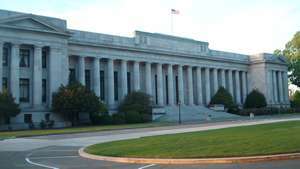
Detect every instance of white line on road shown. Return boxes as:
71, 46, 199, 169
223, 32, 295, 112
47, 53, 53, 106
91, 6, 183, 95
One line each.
29, 155, 79, 159
25, 157, 59, 169
138, 164, 156, 169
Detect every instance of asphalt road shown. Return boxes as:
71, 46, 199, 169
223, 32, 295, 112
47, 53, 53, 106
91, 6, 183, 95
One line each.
1, 116, 300, 169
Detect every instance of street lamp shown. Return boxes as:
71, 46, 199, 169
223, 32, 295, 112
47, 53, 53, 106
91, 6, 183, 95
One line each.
178, 101, 181, 124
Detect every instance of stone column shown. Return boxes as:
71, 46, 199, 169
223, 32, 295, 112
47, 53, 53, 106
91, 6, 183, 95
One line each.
283, 71, 289, 103
0, 41, 3, 92
187, 66, 194, 105
272, 70, 278, 103
167, 64, 174, 105
178, 65, 184, 104
10, 43, 20, 103
228, 69, 234, 97
78, 56, 85, 85
241, 71, 247, 103
145, 62, 152, 95
221, 69, 226, 88
213, 68, 218, 95
133, 61, 140, 91
205, 67, 211, 104
156, 63, 163, 106
120, 60, 128, 100
278, 71, 284, 103
235, 70, 241, 104
93, 57, 100, 97
107, 59, 114, 108
33, 44, 43, 107
196, 67, 203, 105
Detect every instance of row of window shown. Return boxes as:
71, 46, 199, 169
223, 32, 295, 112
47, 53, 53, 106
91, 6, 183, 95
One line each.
2, 47, 47, 68
2, 78, 47, 103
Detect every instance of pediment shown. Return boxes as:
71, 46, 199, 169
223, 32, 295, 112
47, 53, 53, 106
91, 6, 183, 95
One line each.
0, 14, 70, 36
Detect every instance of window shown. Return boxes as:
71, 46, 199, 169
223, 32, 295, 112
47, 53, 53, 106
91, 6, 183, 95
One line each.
24, 114, 32, 123
20, 79, 30, 102
100, 70, 105, 101
155, 75, 158, 104
85, 69, 91, 90
127, 72, 131, 93
114, 71, 118, 101
165, 75, 169, 105
19, 49, 30, 67
3, 47, 8, 66
175, 76, 179, 104
2, 77, 7, 91
69, 68, 76, 84
42, 49, 47, 68
42, 79, 46, 103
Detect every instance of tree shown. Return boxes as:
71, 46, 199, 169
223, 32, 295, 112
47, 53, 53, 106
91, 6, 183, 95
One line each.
244, 89, 267, 108
118, 91, 152, 123
210, 87, 234, 109
291, 90, 300, 108
0, 90, 20, 124
52, 82, 105, 126
275, 31, 300, 87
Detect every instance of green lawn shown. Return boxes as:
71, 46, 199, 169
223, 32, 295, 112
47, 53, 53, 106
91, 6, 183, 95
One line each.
86, 120, 300, 158
0, 122, 171, 139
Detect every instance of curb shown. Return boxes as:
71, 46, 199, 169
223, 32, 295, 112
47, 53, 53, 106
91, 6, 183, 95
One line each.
79, 148, 300, 164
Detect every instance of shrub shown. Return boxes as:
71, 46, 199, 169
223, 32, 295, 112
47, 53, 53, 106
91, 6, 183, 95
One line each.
0, 90, 20, 124
112, 113, 126, 124
118, 91, 152, 123
244, 89, 267, 108
210, 87, 238, 113
238, 107, 300, 116
291, 91, 300, 108
52, 82, 106, 126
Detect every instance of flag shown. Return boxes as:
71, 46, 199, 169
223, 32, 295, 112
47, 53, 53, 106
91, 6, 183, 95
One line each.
171, 9, 180, 14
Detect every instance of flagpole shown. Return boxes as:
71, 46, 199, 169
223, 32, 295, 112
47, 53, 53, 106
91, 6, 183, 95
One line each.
171, 12, 174, 35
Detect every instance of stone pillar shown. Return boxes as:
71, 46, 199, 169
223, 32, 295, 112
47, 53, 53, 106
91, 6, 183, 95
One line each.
196, 67, 203, 105
0, 41, 3, 92
33, 45, 43, 107
93, 57, 100, 97
278, 71, 284, 103
205, 67, 211, 104
273, 70, 278, 103
235, 70, 241, 104
78, 56, 85, 85
221, 69, 226, 88
187, 66, 194, 105
213, 68, 218, 95
156, 63, 163, 106
177, 65, 184, 104
228, 69, 234, 97
241, 71, 247, 103
120, 60, 128, 100
10, 43, 20, 103
145, 62, 152, 95
167, 64, 174, 105
133, 61, 140, 91
107, 59, 114, 108
283, 71, 289, 104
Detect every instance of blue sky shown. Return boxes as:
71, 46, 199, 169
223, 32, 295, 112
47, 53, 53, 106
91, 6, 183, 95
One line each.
1, 0, 299, 54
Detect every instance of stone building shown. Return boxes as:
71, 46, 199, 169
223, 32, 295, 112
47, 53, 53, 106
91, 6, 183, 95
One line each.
0, 10, 289, 129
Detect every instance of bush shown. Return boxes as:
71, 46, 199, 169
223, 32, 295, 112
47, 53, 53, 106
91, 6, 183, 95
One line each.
118, 91, 152, 123
244, 89, 267, 108
112, 113, 126, 124
291, 91, 300, 108
238, 107, 300, 116
52, 82, 106, 126
210, 87, 238, 113
0, 90, 20, 124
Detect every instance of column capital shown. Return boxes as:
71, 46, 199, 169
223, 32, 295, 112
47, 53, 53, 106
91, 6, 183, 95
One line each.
34, 43, 44, 48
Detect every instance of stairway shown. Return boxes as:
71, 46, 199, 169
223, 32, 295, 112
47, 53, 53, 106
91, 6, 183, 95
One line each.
154, 105, 239, 122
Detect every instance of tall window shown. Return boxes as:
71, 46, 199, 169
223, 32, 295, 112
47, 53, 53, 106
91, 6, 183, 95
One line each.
165, 75, 169, 105
20, 78, 30, 102
114, 71, 118, 101
69, 68, 76, 84
2, 77, 7, 91
175, 76, 179, 104
85, 69, 91, 90
155, 75, 158, 104
100, 70, 105, 101
19, 49, 30, 67
3, 47, 8, 66
127, 72, 131, 93
42, 79, 46, 103
42, 49, 47, 68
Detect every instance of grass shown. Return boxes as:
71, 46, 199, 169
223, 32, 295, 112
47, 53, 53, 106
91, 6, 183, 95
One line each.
85, 120, 300, 158
0, 122, 171, 139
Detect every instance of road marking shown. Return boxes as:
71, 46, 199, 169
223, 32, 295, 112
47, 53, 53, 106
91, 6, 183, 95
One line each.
29, 155, 79, 159
138, 164, 156, 169
25, 157, 59, 169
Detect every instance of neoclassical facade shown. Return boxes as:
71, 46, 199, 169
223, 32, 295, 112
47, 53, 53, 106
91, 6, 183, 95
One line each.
0, 10, 289, 128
